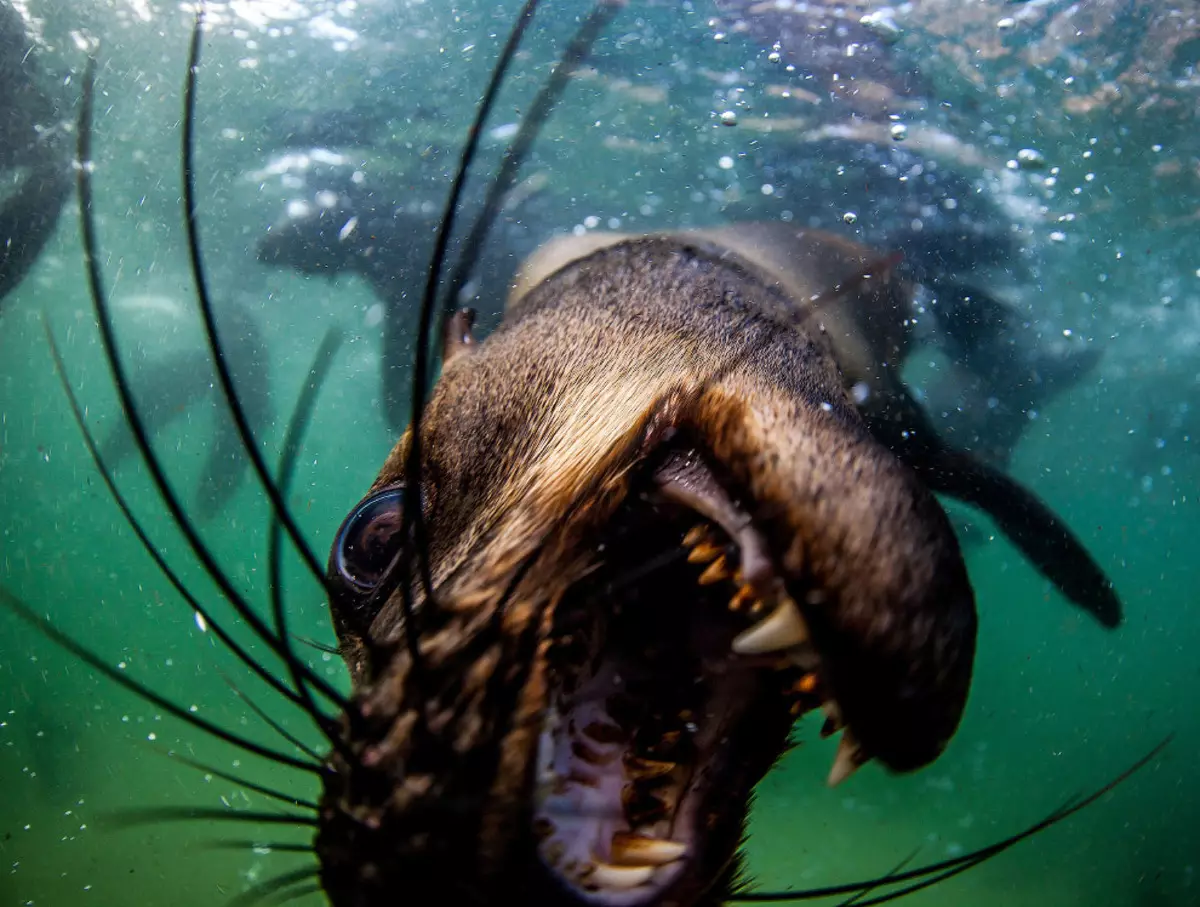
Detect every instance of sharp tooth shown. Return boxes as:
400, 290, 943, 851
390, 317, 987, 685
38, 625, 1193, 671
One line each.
590, 863, 656, 889
611, 832, 687, 865
827, 731, 865, 787
729, 584, 757, 612
698, 555, 730, 585
790, 672, 819, 695
682, 524, 709, 547
624, 756, 677, 781
731, 600, 809, 654
687, 541, 724, 564
820, 701, 843, 738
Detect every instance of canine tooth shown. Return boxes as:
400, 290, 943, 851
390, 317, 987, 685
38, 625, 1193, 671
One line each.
827, 731, 865, 787
729, 584, 757, 612
624, 757, 676, 780
682, 524, 709, 548
698, 555, 730, 585
611, 832, 687, 865
791, 672, 819, 695
731, 601, 809, 654
590, 863, 656, 889
820, 701, 843, 738
688, 541, 724, 564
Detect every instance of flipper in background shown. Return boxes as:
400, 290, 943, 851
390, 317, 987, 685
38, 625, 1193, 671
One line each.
920, 279, 1104, 471
0, 3, 73, 311
865, 385, 1121, 628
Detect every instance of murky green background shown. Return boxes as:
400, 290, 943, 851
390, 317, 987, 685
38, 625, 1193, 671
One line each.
1, 1, 1196, 905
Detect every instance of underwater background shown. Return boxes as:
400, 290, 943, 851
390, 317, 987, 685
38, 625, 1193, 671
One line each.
1, 0, 1197, 904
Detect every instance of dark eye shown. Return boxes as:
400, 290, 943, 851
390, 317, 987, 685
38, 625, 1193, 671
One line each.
331, 488, 404, 592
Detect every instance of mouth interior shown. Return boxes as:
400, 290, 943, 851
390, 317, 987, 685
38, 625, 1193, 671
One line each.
532, 447, 832, 905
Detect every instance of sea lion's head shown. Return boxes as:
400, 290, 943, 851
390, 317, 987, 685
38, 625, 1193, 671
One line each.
315, 236, 977, 906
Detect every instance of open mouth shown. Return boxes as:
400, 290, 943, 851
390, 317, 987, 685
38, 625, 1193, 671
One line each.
531, 445, 854, 905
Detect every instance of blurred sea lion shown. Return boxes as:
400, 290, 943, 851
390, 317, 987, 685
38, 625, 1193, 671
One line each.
0, 3, 73, 310
96, 292, 273, 519
254, 148, 549, 431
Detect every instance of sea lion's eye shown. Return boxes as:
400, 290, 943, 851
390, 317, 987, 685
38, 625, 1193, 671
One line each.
332, 487, 404, 592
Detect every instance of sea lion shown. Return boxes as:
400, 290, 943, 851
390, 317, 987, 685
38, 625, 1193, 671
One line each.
95, 292, 274, 520
316, 222, 1119, 905
254, 148, 552, 431
0, 2, 72, 310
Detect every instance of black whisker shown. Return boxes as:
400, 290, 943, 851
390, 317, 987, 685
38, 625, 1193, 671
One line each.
225, 866, 321, 907
292, 635, 339, 656
729, 735, 1171, 902
586, 544, 689, 604
220, 673, 326, 764
74, 52, 349, 713
40, 317, 326, 725
163, 751, 319, 811
0, 585, 320, 776
266, 328, 347, 741
205, 840, 316, 854
108, 808, 318, 829
396, 0, 543, 677
181, 5, 333, 603
832, 850, 919, 907
257, 880, 324, 907
442, 0, 622, 308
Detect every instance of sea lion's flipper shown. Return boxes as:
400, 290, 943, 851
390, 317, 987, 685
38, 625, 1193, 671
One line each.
866, 387, 1121, 628
0, 159, 71, 308
922, 281, 1106, 471
925, 280, 1015, 360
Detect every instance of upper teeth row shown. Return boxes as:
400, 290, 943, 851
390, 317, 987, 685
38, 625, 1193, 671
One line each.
684, 523, 867, 787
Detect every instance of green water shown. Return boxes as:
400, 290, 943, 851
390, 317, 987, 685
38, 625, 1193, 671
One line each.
2, 1, 1197, 905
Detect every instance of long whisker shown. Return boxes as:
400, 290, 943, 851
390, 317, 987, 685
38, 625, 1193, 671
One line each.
292, 635, 339, 656
258, 881, 323, 907
729, 735, 1171, 902
220, 674, 326, 763
0, 585, 320, 776
74, 52, 349, 713
237, 877, 323, 907
227, 866, 321, 907
181, 4, 333, 599
832, 851, 919, 907
108, 808, 318, 829
41, 317, 324, 723
266, 329, 347, 738
164, 751, 319, 811
396, 0, 543, 675
442, 0, 622, 308
204, 841, 316, 854
226, 866, 321, 907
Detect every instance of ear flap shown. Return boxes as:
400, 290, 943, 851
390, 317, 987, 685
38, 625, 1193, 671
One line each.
443, 307, 479, 364
864, 388, 1122, 629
